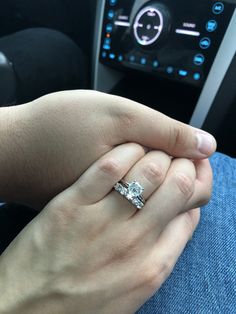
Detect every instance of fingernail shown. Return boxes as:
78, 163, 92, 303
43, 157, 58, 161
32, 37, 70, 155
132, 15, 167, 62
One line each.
196, 132, 216, 156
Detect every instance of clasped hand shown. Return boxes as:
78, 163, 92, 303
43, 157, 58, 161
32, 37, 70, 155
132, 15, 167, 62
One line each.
0, 142, 212, 314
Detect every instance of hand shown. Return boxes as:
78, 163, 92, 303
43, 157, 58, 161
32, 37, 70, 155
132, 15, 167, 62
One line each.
0, 143, 212, 314
1, 90, 216, 209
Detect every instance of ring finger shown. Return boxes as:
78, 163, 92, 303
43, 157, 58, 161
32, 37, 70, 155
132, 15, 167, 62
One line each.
105, 150, 171, 219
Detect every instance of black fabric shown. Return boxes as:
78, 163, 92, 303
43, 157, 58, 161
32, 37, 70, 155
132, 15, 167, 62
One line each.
0, 0, 95, 57
0, 28, 88, 104
0, 204, 37, 254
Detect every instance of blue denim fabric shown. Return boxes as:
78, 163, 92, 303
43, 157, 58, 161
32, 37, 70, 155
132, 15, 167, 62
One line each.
137, 152, 236, 314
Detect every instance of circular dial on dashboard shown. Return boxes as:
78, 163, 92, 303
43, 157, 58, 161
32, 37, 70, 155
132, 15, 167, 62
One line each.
133, 6, 164, 46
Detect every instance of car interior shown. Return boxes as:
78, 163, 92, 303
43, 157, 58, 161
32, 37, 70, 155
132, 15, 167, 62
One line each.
0, 0, 235, 251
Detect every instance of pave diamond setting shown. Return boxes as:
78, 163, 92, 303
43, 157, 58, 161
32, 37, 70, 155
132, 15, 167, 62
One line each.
114, 183, 127, 196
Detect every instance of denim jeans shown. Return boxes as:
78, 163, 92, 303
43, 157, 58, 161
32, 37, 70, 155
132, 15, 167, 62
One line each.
137, 153, 236, 314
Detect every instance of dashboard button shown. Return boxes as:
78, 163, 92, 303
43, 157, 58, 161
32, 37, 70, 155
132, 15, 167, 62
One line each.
140, 57, 147, 65
133, 7, 164, 46
106, 24, 113, 33
166, 66, 174, 74
212, 2, 224, 14
153, 60, 159, 68
104, 38, 111, 45
193, 72, 201, 81
109, 0, 117, 6
108, 10, 115, 20
109, 53, 116, 60
129, 55, 136, 62
118, 55, 123, 62
206, 20, 218, 32
194, 54, 205, 66
103, 44, 111, 50
199, 37, 211, 49
102, 51, 107, 58
178, 70, 188, 77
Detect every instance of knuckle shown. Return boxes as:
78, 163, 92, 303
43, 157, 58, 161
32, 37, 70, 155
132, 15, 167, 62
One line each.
141, 268, 160, 292
98, 157, 121, 177
174, 172, 194, 200
143, 162, 165, 184
143, 259, 173, 292
168, 123, 186, 151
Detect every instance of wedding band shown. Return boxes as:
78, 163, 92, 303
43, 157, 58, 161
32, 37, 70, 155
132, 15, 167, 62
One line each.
114, 180, 146, 210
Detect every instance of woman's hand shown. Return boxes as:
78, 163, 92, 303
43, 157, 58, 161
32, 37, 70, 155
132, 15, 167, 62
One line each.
0, 143, 212, 314
0, 90, 216, 208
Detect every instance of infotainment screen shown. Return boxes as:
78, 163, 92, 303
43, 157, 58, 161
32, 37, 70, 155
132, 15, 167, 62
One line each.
100, 0, 235, 86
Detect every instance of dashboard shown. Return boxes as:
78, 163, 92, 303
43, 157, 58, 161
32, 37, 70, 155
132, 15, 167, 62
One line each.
92, 0, 236, 149
99, 0, 234, 87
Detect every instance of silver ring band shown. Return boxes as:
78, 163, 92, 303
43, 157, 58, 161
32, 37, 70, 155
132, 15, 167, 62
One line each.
114, 181, 146, 210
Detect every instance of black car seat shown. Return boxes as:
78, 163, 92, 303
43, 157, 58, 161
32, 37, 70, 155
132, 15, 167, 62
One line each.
0, 27, 88, 106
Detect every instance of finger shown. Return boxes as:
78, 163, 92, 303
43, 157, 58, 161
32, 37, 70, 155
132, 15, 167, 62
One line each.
186, 159, 213, 209
112, 95, 216, 158
134, 158, 197, 233
63, 143, 146, 204
104, 151, 171, 220
124, 150, 171, 200
149, 208, 200, 288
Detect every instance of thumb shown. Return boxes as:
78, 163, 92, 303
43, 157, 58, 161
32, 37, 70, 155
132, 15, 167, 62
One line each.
113, 96, 217, 159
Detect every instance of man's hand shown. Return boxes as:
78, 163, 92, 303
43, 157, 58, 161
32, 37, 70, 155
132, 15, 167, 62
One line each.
0, 90, 216, 208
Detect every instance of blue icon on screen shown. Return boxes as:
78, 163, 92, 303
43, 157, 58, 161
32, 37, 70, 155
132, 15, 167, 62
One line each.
206, 20, 218, 32
109, 53, 116, 60
102, 51, 107, 58
129, 55, 135, 62
140, 57, 147, 65
109, 0, 117, 6
166, 66, 174, 74
194, 54, 205, 66
200, 37, 211, 49
213, 2, 224, 14
106, 24, 113, 33
104, 38, 111, 45
193, 73, 201, 81
178, 70, 188, 77
118, 55, 123, 62
103, 44, 110, 50
153, 60, 159, 68
108, 10, 115, 20
103, 38, 111, 50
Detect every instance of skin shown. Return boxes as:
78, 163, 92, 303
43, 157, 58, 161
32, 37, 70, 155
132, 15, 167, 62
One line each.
0, 143, 212, 314
0, 90, 216, 209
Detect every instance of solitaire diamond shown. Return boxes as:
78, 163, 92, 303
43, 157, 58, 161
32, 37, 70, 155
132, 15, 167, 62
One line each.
127, 181, 144, 198
114, 180, 145, 210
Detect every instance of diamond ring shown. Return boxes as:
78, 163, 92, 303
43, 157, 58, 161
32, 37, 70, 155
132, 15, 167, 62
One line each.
114, 181, 146, 210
